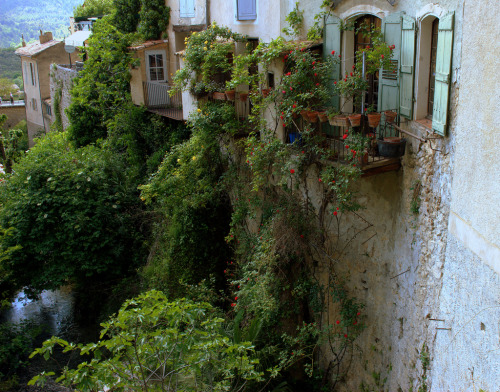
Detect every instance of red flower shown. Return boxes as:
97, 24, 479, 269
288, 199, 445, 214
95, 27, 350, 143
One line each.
235, 296, 238, 300
316, 83, 320, 86
334, 81, 337, 85
331, 50, 335, 55
289, 87, 293, 91
318, 178, 322, 182
354, 321, 357, 325
336, 207, 340, 210
366, 45, 370, 49
332, 180, 335, 184
312, 61, 316, 65
290, 169, 295, 174
345, 145, 349, 149
224, 270, 227, 273
350, 72, 353, 76
292, 104, 296, 108
300, 234, 304, 238
282, 90, 286, 94
336, 320, 340, 324
344, 334, 348, 338
280, 116, 284, 120
231, 303, 236, 307
301, 150, 305, 154
339, 54, 341, 58
381, 54, 384, 59
357, 312, 361, 316
333, 211, 338, 216
342, 134, 348, 140
284, 54, 288, 60
314, 73, 317, 76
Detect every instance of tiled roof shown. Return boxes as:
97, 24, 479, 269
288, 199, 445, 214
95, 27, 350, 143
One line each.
128, 40, 168, 51
15, 40, 62, 57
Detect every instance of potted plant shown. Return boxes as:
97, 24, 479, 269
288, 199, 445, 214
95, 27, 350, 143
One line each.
384, 110, 397, 123
365, 105, 381, 128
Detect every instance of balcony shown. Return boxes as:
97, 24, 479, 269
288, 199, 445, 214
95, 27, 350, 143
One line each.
143, 82, 183, 121
285, 116, 413, 177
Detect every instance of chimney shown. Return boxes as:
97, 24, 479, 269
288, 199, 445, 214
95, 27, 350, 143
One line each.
39, 31, 53, 44
22, 34, 26, 47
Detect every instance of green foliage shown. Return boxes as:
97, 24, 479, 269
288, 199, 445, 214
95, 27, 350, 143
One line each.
0, 78, 16, 98
0, 48, 21, 82
113, 0, 141, 33
0, 320, 44, 384
0, 0, 82, 48
172, 23, 246, 93
67, 16, 135, 147
73, 0, 114, 18
138, 0, 170, 40
30, 290, 263, 391
0, 132, 145, 297
282, 2, 304, 39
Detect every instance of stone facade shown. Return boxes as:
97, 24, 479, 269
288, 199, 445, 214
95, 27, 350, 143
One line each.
49, 65, 78, 131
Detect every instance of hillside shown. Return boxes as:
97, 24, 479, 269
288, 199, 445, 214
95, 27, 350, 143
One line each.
0, 0, 83, 48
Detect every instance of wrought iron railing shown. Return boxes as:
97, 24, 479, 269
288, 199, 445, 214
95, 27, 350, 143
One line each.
285, 112, 405, 168
143, 82, 183, 120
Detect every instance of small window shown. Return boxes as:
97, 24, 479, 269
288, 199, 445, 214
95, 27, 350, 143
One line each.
180, 0, 195, 18
46, 104, 52, 116
237, 0, 256, 21
146, 51, 167, 82
32, 98, 37, 111
427, 19, 439, 119
267, 72, 274, 89
30, 63, 36, 86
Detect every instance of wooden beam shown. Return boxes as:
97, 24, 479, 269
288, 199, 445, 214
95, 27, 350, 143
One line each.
173, 24, 205, 33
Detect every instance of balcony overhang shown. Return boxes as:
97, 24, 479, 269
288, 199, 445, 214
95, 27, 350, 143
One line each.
173, 24, 206, 33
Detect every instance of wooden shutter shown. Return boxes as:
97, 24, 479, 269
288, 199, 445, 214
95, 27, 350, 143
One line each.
378, 12, 403, 113
180, 0, 195, 18
432, 12, 454, 136
237, 0, 257, 21
323, 14, 342, 110
399, 14, 415, 119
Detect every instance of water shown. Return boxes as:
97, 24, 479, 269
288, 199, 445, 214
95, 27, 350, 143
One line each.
1, 287, 75, 338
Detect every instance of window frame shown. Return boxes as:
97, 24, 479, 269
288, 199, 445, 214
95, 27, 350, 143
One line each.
236, 0, 257, 21
145, 50, 167, 83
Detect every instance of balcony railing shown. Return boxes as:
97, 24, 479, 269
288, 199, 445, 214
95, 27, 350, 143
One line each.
143, 82, 183, 121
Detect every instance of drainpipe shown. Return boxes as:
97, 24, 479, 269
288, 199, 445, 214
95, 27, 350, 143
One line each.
206, 0, 210, 28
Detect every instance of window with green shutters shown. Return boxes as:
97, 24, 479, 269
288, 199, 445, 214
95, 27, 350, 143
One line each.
323, 11, 454, 135
180, 0, 195, 18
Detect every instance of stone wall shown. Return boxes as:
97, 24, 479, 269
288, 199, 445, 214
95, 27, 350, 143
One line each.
0, 104, 26, 129
50, 65, 78, 131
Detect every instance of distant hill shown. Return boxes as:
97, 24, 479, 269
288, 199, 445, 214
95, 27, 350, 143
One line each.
0, 47, 21, 83
0, 0, 84, 48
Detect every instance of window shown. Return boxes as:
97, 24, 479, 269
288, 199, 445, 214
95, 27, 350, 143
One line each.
324, 11, 454, 135
46, 103, 52, 116
354, 15, 382, 112
31, 98, 37, 111
180, 0, 195, 18
146, 51, 167, 82
427, 19, 439, 119
30, 63, 36, 86
237, 0, 256, 21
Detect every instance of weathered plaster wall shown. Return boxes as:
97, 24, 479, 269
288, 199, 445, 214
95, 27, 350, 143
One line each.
50, 65, 78, 131
430, 0, 500, 390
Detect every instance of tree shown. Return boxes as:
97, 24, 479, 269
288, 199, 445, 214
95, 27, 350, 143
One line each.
73, 0, 114, 18
0, 78, 16, 98
0, 132, 145, 297
138, 0, 170, 40
66, 16, 135, 147
113, 0, 141, 34
30, 291, 263, 392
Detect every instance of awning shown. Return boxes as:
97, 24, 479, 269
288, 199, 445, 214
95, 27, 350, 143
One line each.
64, 31, 92, 47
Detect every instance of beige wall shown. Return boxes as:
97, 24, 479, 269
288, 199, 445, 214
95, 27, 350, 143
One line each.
0, 105, 26, 129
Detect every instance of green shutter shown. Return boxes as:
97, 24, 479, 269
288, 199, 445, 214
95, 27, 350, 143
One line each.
399, 15, 415, 119
324, 14, 341, 110
378, 12, 403, 113
432, 12, 454, 136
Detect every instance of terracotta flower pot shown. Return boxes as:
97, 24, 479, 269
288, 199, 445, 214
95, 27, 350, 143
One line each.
384, 110, 397, 123
348, 114, 362, 127
300, 110, 309, 121
306, 111, 318, 123
317, 111, 328, 123
329, 115, 350, 127
225, 90, 236, 100
239, 92, 248, 102
367, 112, 381, 128
213, 92, 226, 100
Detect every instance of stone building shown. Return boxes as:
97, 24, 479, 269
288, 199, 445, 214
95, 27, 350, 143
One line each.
15, 31, 79, 146
156, 0, 499, 390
